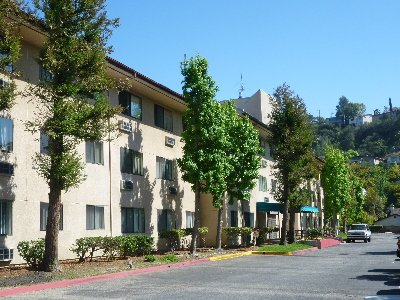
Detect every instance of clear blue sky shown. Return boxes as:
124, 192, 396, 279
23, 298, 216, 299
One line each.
106, 0, 400, 118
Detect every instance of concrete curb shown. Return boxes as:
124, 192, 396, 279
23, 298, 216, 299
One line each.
209, 251, 253, 261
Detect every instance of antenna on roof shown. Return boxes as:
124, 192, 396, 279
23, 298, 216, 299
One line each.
238, 73, 245, 98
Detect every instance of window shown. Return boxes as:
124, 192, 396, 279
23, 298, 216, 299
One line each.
0, 200, 12, 235
244, 212, 254, 228
230, 211, 238, 227
157, 209, 175, 233
86, 141, 104, 165
0, 162, 13, 176
40, 202, 63, 231
0, 248, 13, 260
121, 207, 145, 233
271, 179, 277, 192
120, 148, 143, 175
39, 65, 53, 81
186, 211, 195, 229
259, 138, 268, 157
259, 176, 267, 192
119, 91, 142, 120
0, 118, 13, 152
0, 51, 13, 73
156, 156, 173, 180
40, 132, 49, 154
154, 104, 173, 132
86, 205, 104, 230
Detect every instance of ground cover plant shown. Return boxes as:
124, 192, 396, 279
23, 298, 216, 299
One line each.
257, 244, 312, 252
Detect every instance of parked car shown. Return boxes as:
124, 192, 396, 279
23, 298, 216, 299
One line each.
346, 224, 371, 243
397, 237, 400, 258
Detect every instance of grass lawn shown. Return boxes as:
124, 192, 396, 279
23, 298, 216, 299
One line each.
257, 243, 313, 252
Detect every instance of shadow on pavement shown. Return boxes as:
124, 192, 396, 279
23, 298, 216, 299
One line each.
356, 268, 400, 296
361, 251, 396, 256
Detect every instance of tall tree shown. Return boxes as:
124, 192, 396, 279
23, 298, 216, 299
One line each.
179, 55, 229, 255
214, 102, 261, 250
322, 147, 354, 231
0, 0, 22, 111
27, 0, 120, 271
268, 83, 316, 245
335, 96, 366, 125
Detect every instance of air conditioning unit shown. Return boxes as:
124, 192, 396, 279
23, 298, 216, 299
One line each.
165, 136, 175, 147
120, 180, 134, 190
118, 120, 132, 133
261, 160, 268, 168
169, 186, 177, 195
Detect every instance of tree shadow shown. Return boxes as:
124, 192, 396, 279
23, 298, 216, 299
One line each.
361, 251, 397, 256
119, 122, 155, 237
355, 268, 400, 296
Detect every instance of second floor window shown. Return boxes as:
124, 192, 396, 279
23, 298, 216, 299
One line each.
119, 91, 142, 120
0, 117, 13, 152
86, 141, 104, 165
120, 148, 143, 175
259, 176, 267, 192
156, 156, 173, 180
154, 104, 173, 132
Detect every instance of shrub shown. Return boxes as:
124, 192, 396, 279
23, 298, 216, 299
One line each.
119, 235, 154, 257
256, 227, 276, 245
159, 229, 187, 251
144, 254, 156, 262
101, 236, 121, 260
134, 235, 154, 256
17, 239, 45, 269
223, 227, 253, 246
160, 254, 178, 263
306, 227, 324, 240
70, 236, 103, 262
370, 225, 384, 233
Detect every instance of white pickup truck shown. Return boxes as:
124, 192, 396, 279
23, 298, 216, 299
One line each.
346, 224, 371, 243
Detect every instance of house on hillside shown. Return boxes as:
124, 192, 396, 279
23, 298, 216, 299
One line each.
349, 114, 373, 127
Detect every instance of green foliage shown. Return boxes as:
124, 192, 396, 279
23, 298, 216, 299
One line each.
160, 254, 179, 263
223, 227, 253, 237
17, 239, 45, 269
335, 96, 366, 124
305, 227, 324, 240
118, 235, 154, 257
70, 236, 103, 262
144, 254, 156, 262
257, 244, 312, 252
255, 227, 278, 245
0, 0, 22, 111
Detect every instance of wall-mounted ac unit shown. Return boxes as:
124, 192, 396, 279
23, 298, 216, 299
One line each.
169, 186, 177, 195
261, 160, 268, 168
120, 180, 134, 190
165, 136, 175, 147
118, 120, 132, 133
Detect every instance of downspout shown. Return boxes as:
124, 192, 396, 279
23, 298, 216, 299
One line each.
108, 117, 113, 237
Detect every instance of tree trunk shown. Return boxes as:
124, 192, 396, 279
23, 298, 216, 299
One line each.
42, 181, 62, 272
190, 181, 201, 255
215, 206, 223, 251
288, 208, 296, 244
280, 173, 289, 245
332, 208, 338, 237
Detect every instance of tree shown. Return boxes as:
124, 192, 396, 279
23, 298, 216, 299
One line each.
214, 102, 261, 250
0, 0, 22, 111
27, 0, 120, 271
179, 55, 229, 255
322, 147, 354, 230
268, 83, 317, 245
335, 96, 366, 125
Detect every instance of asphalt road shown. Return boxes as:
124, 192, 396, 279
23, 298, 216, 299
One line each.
7, 233, 400, 300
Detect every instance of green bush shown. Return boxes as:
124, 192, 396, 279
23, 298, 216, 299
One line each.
17, 239, 45, 269
256, 227, 276, 245
119, 235, 154, 257
160, 254, 178, 263
370, 225, 384, 233
101, 236, 121, 260
144, 254, 156, 262
70, 236, 103, 262
306, 227, 324, 240
223, 227, 253, 246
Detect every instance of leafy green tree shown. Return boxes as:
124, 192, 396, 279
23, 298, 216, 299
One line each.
268, 83, 317, 245
214, 102, 262, 250
0, 0, 22, 111
322, 147, 355, 230
179, 55, 230, 255
27, 0, 120, 271
335, 96, 365, 125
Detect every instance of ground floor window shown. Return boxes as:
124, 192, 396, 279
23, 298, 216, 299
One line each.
158, 209, 175, 233
121, 207, 145, 233
243, 212, 254, 228
230, 210, 238, 227
0, 200, 12, 235
40, 202, 63, 231
186, 211, 195, 228
86, 205, 104, 230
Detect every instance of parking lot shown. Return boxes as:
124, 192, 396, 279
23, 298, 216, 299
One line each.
7, 233, 400, 299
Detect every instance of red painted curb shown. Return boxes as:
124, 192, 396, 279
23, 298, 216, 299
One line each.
0, 258, 210, 297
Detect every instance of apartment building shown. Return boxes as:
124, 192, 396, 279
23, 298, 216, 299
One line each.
0, 20, 196, 263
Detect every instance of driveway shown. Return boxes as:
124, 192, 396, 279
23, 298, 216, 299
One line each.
6, 233, 400, 299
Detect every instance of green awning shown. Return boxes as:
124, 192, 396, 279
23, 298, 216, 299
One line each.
300, 206, 319, 213
256, 202, 283, 212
